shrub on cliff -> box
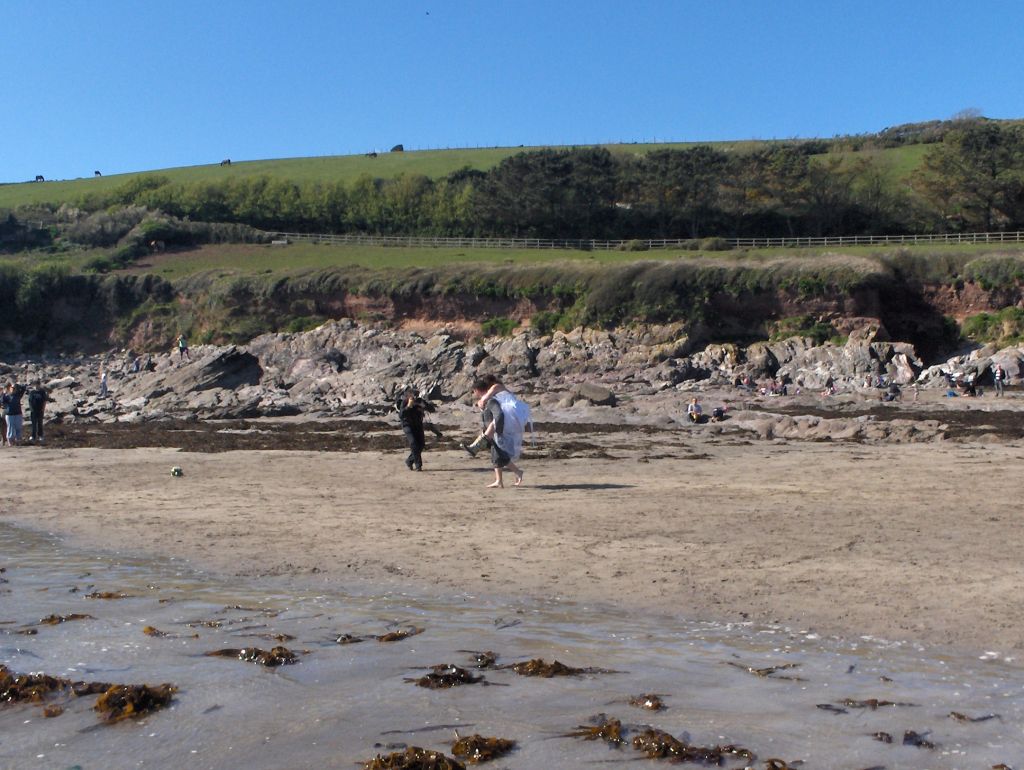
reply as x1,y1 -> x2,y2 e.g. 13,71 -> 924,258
961,307 -> 1024,344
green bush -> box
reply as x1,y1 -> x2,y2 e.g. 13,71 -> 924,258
961,307 -> 1024,343
480,316 -> 518,337
618,239 -> 650,252
770,315 -> 837,345
284,315 -> 328,333
530,309 -> 569,335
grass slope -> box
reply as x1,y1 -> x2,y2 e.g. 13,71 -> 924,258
0,141 -> 923,210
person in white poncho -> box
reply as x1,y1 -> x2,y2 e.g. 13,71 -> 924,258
463,375 -> 526,488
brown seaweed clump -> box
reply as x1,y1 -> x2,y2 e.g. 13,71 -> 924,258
85,591 -> 131,600
376,627 -> 425,643
38,613 -> 94,625
840,697 -> 917,709
450,733 -> 516,763
408,665 -> 483,689
507,659 -> 613,677
457,650 -> 497,669
902,730 -> 936,749
336,633 -> 366,645
94,683 -> 178,722
949,710 -> 1000,722
204,646 -> 298,666
630,728 -> 753,763
725,661 -> 805,681
42,704 -> 64,718
1,665 -> 72,704
562,717 -> 626,747
362,746 -> 465,769
627,693 -> 665,711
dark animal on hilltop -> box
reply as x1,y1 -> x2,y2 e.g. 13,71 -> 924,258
34,175 -> 44,182
94,170 -> 102,177
149,240 -> 165,253
366,152 -> 378,159
390,144 -> 404,152
220,159 -> 231,166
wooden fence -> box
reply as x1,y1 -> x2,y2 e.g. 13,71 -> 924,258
268,230 -> 1024,252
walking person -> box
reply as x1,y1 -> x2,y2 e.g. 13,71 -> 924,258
98,366 -> 109,398
395,387 -> 441,471
993,363 -> 1006,397
27,382 -> 47,444
467,377 -> 526,488
2,382 -> 26,446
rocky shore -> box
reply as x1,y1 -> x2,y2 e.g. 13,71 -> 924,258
6,318 -> 1023,445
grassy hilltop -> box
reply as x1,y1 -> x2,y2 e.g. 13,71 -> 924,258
0,140 -> 928,210
1,119 -> 1023,356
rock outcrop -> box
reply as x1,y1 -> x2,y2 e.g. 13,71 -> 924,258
5,318 -> 1020,429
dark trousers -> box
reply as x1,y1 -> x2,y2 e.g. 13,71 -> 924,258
30,411 -> 44,441
403,426 -> 425,470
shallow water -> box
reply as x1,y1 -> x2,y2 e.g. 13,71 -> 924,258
1,522 -> 1021,770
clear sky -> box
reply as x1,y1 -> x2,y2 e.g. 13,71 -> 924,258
4,0 -> 1022,183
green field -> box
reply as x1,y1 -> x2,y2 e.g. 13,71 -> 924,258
0,238 -> 1006,283
0,140 -> 925,211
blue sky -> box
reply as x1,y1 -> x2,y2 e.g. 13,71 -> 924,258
3,0 -> 1022,183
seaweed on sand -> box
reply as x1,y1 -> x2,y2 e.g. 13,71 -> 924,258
450,733 -> 516,763
94,684 -> 178,722
725,661 -> 805,681
407,665 -> 483,689
204,646 -> 298,666
457,650 -> 497,669
38,613 -> 94,625
377,627 -> 424,643
504,658 -> 616,677
839,697 -> 917,709
362,746 -> 465,769
627,693 -> 665,711
561,717 -> 626,747
631,727 -> 754,763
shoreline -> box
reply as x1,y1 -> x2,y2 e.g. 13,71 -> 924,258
5,423 -> 1023,656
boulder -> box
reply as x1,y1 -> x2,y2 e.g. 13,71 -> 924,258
573,382 -> 616,407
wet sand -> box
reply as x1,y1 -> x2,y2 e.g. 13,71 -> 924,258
4,410 -> 1022,656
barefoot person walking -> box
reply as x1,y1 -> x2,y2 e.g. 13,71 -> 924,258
466,377 -> 526,488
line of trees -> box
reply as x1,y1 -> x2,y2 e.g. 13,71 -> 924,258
23,120 -> 1024,241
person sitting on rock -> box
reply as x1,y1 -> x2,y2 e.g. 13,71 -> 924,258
686,397 -> 703,423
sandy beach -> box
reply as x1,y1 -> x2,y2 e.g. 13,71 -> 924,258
4,413 -> 1022,655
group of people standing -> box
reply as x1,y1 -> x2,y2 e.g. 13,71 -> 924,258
396,374 -> 531,488
1,381 -> 47,446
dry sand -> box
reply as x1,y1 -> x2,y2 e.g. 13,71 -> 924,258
4,418 -> 1022,656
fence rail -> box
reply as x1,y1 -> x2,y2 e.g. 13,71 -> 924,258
269,230 -> 1024,252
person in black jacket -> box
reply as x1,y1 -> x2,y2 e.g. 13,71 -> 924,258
27,382 -> 48,444
396,388 -> 441,471
2,382 -> 27,446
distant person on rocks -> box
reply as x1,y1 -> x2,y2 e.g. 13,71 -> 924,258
2,382 -> 26,446
465,376 -> 526,488
993,364 -> 1006,396
686,397 -> 703,423
395,387 -> 441,471
27,382 -> 47,444
177,334 -> 190,361
98,366 -> 109,398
